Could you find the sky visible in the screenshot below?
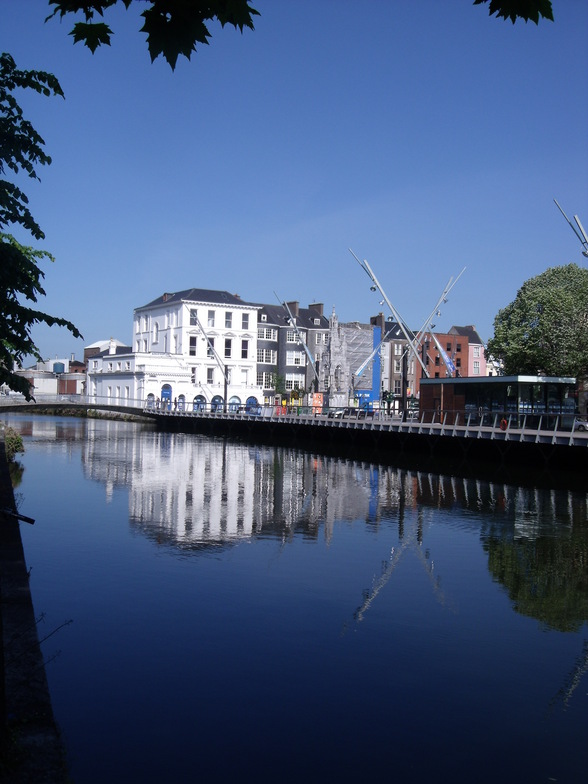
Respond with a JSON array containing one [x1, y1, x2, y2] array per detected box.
[[3, 0, 587, 362]]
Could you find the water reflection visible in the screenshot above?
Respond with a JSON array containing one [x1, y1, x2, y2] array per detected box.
[[9, 415, 588, 634], [6, 415, 588, 783]]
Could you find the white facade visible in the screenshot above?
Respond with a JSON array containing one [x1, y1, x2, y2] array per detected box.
[[87, 290, 264, 410]]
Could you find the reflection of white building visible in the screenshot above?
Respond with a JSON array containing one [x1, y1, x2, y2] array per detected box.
[[87, 289, 263, 411]]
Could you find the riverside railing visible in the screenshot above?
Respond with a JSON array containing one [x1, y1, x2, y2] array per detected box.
[[1, 395, 587, 447]]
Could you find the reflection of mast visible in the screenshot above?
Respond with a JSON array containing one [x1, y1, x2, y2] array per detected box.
[[351, 481, 447, 626], [551, 640, 588, 709]]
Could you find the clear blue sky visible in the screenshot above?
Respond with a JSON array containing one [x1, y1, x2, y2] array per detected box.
[[3, 1, 588, 362]]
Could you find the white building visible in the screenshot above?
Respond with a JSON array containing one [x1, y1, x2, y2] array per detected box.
[[87, 289, 263, 411]]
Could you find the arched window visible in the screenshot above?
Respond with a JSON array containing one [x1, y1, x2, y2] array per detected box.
[[161, 383, 172, 411], [193, 395, 206, 412], [211, 395, 224, 412]]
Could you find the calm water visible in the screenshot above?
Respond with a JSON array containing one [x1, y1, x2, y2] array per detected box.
[[5, 414, 588, 783]]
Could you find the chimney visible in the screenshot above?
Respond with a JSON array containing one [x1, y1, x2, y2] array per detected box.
[[370, 313, 386, 332], [286, 301, 300, 318], [108, 338, 116, 355], [309, 303, 323, 317]]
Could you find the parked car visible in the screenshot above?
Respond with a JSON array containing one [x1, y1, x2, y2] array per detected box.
[[574, 417, 587, 431]]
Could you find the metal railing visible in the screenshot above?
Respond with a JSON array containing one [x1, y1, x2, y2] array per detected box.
[[1, 395, 586, 445]]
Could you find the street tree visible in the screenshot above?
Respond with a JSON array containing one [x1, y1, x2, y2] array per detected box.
[[0, 53, 82, 398], [46, 0, 553, 70], [486, 264, 588, 378]]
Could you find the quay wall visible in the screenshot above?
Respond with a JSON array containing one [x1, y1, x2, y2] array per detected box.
[[0, 434, 68, 783], [155, 413, 588, 490]]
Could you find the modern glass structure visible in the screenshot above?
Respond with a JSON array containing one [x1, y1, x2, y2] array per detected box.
[[420, 375, 577, 426]]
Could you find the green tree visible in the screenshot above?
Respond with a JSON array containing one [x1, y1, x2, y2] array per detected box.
[[46, 0, 553, 71], [0, 53, 82, 398], [486, 264, 588, 377]]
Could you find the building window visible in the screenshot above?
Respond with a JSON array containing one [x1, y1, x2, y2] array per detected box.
[[92, 360, 98, 369], [258, 327, 277, 341], [261, 314, 267, 322], [242, 313, 249, 329], [191, 367, 196, 384], [190, 309, 198, 326], [286, 351, 304, 366], [456, 357, 461, 367], [125, 361, 130, 371], [207, 310, 215, 327], [225, 312, 232, 328], [189, 336, 197, 356], [224, 338, 232, 359], [473, 360, 480, 375], [456, 343, 461, 352], [257, 371, 274, 389], [257, 348, 276, 364], [473, 346, 480, 358], [108, 362, 113, 372], [207, 367, 214, 384], [394, 359, 401, 374], [286, 330, 298, 343], [153, 322, 159, 343], [241, 340, 248, 359], [117, 362, 122, 371], [207, 338, 215, 358], [394, 379, 401, 395], [446, 342, 451, 352], [394, 343, 402, 356], [285, 373, 304, 391], [435, 356, 440, 366]]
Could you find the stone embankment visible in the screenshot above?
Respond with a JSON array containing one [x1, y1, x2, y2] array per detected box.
[[0, 431, 68, 783]]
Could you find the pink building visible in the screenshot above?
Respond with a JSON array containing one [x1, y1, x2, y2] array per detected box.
[[448, 326, 489, 377]]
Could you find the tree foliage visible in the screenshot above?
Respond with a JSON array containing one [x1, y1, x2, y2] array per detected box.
[[483, 527, 588, 632], [46, 0, 260, 70], [0, 53, 82, 399], [474, 0, 553, 24], [45, 1, 553, 71], [486, 264, 588, 378]]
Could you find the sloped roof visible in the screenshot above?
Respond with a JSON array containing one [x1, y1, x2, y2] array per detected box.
[[257, 303, 329, 329], [383, 320, 415, 340], [449, 325, 484, 344], [137, 288, 258, 310], [94, 345, 133, 357], [85, 338, 128, 350]]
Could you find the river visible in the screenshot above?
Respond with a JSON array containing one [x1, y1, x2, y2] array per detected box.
[[5, 414, 588, 783]]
